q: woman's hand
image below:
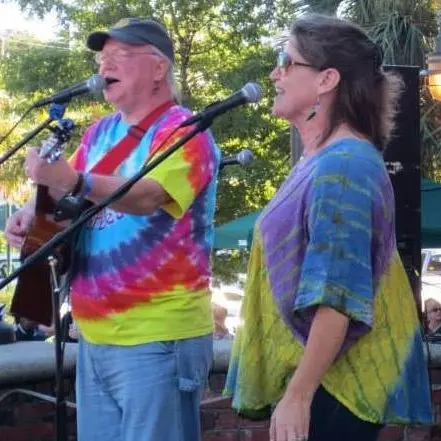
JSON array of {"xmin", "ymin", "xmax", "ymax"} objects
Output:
[
  {"xmin": 269, "ymin": 306, "xmax": 349, "ymax": 441},
  {"xmin": 270, "ymin": 391, "xmax": 312, "ymax": 441}
]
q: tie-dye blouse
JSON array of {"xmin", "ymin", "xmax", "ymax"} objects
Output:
[
  {"xmin": 69, "ymin": 105, "xmax": 220, "ymax": 345},
  {"xmin": 225, "ymin": 138, "xmax": 431, "ymax": 424}
]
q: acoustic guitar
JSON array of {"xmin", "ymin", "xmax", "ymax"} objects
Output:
[{"xmin": 11, "ymin": 120, "xmax": 77, "ymax": 326}]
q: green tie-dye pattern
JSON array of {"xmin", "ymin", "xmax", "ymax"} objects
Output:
[{"xmin": 225, "ymin": 140, "xmax": 431, "ymax": 425}]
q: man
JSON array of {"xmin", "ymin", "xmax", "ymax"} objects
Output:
[{"xmin": 5, "ymin": 17, "xmax": 220, "ymax": 441}]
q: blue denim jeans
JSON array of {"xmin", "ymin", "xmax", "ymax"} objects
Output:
[{"xmin": 75, "ymin": 334, "xmax": 213, "ymax": 441}]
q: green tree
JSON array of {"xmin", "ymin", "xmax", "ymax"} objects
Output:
[
  {"xmin": 0, "ymin": 30, "xmax": 92, "ymax": 94},
  {"xmin": 0, "ymin": 0, "xmax": 302, "ymax": 281},
  {"xmin": 2, "ymin": 0, "xmax": 295, "ymax": 198},
  {"xmin": 297, "ymin": 0, "xmax": 441, "ymax": 180}
]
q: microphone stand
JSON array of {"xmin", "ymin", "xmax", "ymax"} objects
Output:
[
  {"xmin": 0, "ymin": 114, "xmax": 215, "ymax": 441},
  {"xmin": 0, "ymin": 102, "xmax": 72, "ymax": 441},
  {"xmin": 0, "ymin": 119, "xmax": 53, "ymax": 166},
  {"xmin": 0, "ymin": 104, "xmax": 67, "ymax": 166}
]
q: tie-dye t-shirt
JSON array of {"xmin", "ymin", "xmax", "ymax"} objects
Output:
[
  {"xmin": 69, "ymin": 105, "xmax": 220, "ymax": 345},
  {"xmin": 225, "ymin": 138, "xmax": 432, "ymax": 424}
]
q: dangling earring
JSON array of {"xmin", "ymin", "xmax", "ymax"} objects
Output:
[
  {"xmin": 306, "ymin": 98, "xmax": 320, "ymax": 121},
  {"xmin": 152, "ymin": 80, "xmax": 160, "ymax": 95}
]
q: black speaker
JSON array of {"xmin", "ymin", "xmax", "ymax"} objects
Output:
[{"xmin": 383, "ymin": 65, "xmax": 421, "ymax": 310}]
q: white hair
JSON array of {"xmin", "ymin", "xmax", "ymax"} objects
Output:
[{"xmin": 150, "ymin": 46, "xmax": 181, "ymax": 103}]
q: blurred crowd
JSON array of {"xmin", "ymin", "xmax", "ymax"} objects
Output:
[{"xmin": 0, "ymin": 303, "xmax": 79, "ymax": 344}]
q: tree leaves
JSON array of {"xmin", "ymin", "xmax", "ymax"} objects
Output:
[
  {"xmin": 0, "ymin": 0, "xmax": 300, "ymax": 281},
  {"xmin": 3, "ymin": 0, "xmax": 441, "ymax": 281}
]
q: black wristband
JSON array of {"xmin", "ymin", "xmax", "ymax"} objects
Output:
[{"xmin": 70, "ymin": 173, "xmax": 84, "ymax": 197}]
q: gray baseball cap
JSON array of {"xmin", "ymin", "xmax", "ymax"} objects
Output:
[{"xmin": 87, "ymin": 18, "xmax": 174, "ymax": 63}]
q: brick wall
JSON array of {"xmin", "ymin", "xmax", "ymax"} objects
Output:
[
  {"xmin": 1, "ymin": 373, "xmax": 441, "ymax": 441},
  {"xmin": 201, "ymin": 373, "xmax": 441, "ymax": 441},
  {"xmin": 0, "ymin": 378, "xmax": 76, "ymax": 441},
  {"xmin": 202, "ymin": 372, "xmax": 269, "ymax": 441}
]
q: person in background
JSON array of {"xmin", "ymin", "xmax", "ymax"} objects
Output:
[
  {"xmin": 14, "ymin": 316, "xmax": 48, "ymax": 341},
  {"xmin": 4, "ymin": 17, "xmax": 219, "ymax": 441},
  {"xmin": 212, "ymin": 303, "xmax": 232, "ymax": 339},
  {"xmin": 225, "ymin": 13, "xmax": 431, "ymax": 441},
  {"xmin": 425, "ymin": 297, "xmax": 441, "ymax": 335}
]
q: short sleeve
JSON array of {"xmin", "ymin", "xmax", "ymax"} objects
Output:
[
  {"xmin": 147, "ymin": 123, "xmax": 219, "ymax": 219},
  {"xmin": 68, "ymin": 124, "xmax": 97, "ymax": 172},
  {"xmin": 294, "ymin": 154, "xmax": 375, "ymax": 347}
]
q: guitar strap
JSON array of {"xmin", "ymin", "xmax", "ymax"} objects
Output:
[
  {"xmin": 90, "ymin": 100, "xmax": 176, "ymax": 175},
  {"xmin": 10, "ymin": 102, "xmax": 178, "ymax": 326},
  {"xmin": 54, "ymin": 100, "xmax": 176, "ymax": 222},
  {"xmin": 61, "ymin": 100, "xmax": 177, "ymax": 313}
]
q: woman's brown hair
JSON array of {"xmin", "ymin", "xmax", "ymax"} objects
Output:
[{"xmin": 291, "ymin": 14, "xmax": 403, "ymax": 151}]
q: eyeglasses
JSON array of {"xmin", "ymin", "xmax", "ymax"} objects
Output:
[
  {"xmin": 95, "ymin": 48, "xmax": 159, "ymax": 65},
  {"xmin": 276, "ymin": 51, "xmax": 315, "ymax": 71},
  {"xmin": 429, "ymin": 307, "xmax": 441, "ymax": 313}
]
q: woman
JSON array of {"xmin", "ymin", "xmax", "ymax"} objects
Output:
[
  {"xmin": 425, "ymin": 298, "xmax": 441, "ymax": 335},
  {"xmin": 225, "ymin": 14, "xmax": 431, "ymax": 441}
]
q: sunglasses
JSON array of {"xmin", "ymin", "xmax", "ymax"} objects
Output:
[
  {"xmin": 429, "ymin": 307, "xmax": 441, "ymax": 313},
  {"xmin": 277, "ymin": 51, "xmax": 315, "ymax": 70}
]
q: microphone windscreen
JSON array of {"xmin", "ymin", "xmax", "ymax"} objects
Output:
[
  {"xmin": 87, "ymin": 74, "xmax": 107, "ymax": 93},
  {"xmin": 237, "ymin": 149, "xmax": 255, "ymax": 165},
  {"xmin": 242, "ymin": 83, "xmax": 263, "ymax": 103}
]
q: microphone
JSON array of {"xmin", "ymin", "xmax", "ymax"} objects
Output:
[
  {"xmin": 181, "ymin": 83, "xmax": 262, "ymax": 127},
  {"xmin": 33, "ymin": 74, "xmax": 107, "ymax": 108},
  {"xmin": 220, "ymin": 149, "xmax": 255, "ymax": 170}
]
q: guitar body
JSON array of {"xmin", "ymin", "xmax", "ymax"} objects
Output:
[
  {"xmin": 11, "ymin": 186, "xmax": 71, "ymax": 326},
  {"xmin": 9, "ymin": 120, "xmax": 77, "ymax": 326}
]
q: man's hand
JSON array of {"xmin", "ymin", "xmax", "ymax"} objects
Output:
[
  {"xmin": 4, "ymin": 209, "xmax": 34, "ymax": 249},
  {"xmin": 25, "ymin": 148, "xmax": 78, "ymax": 192}
]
